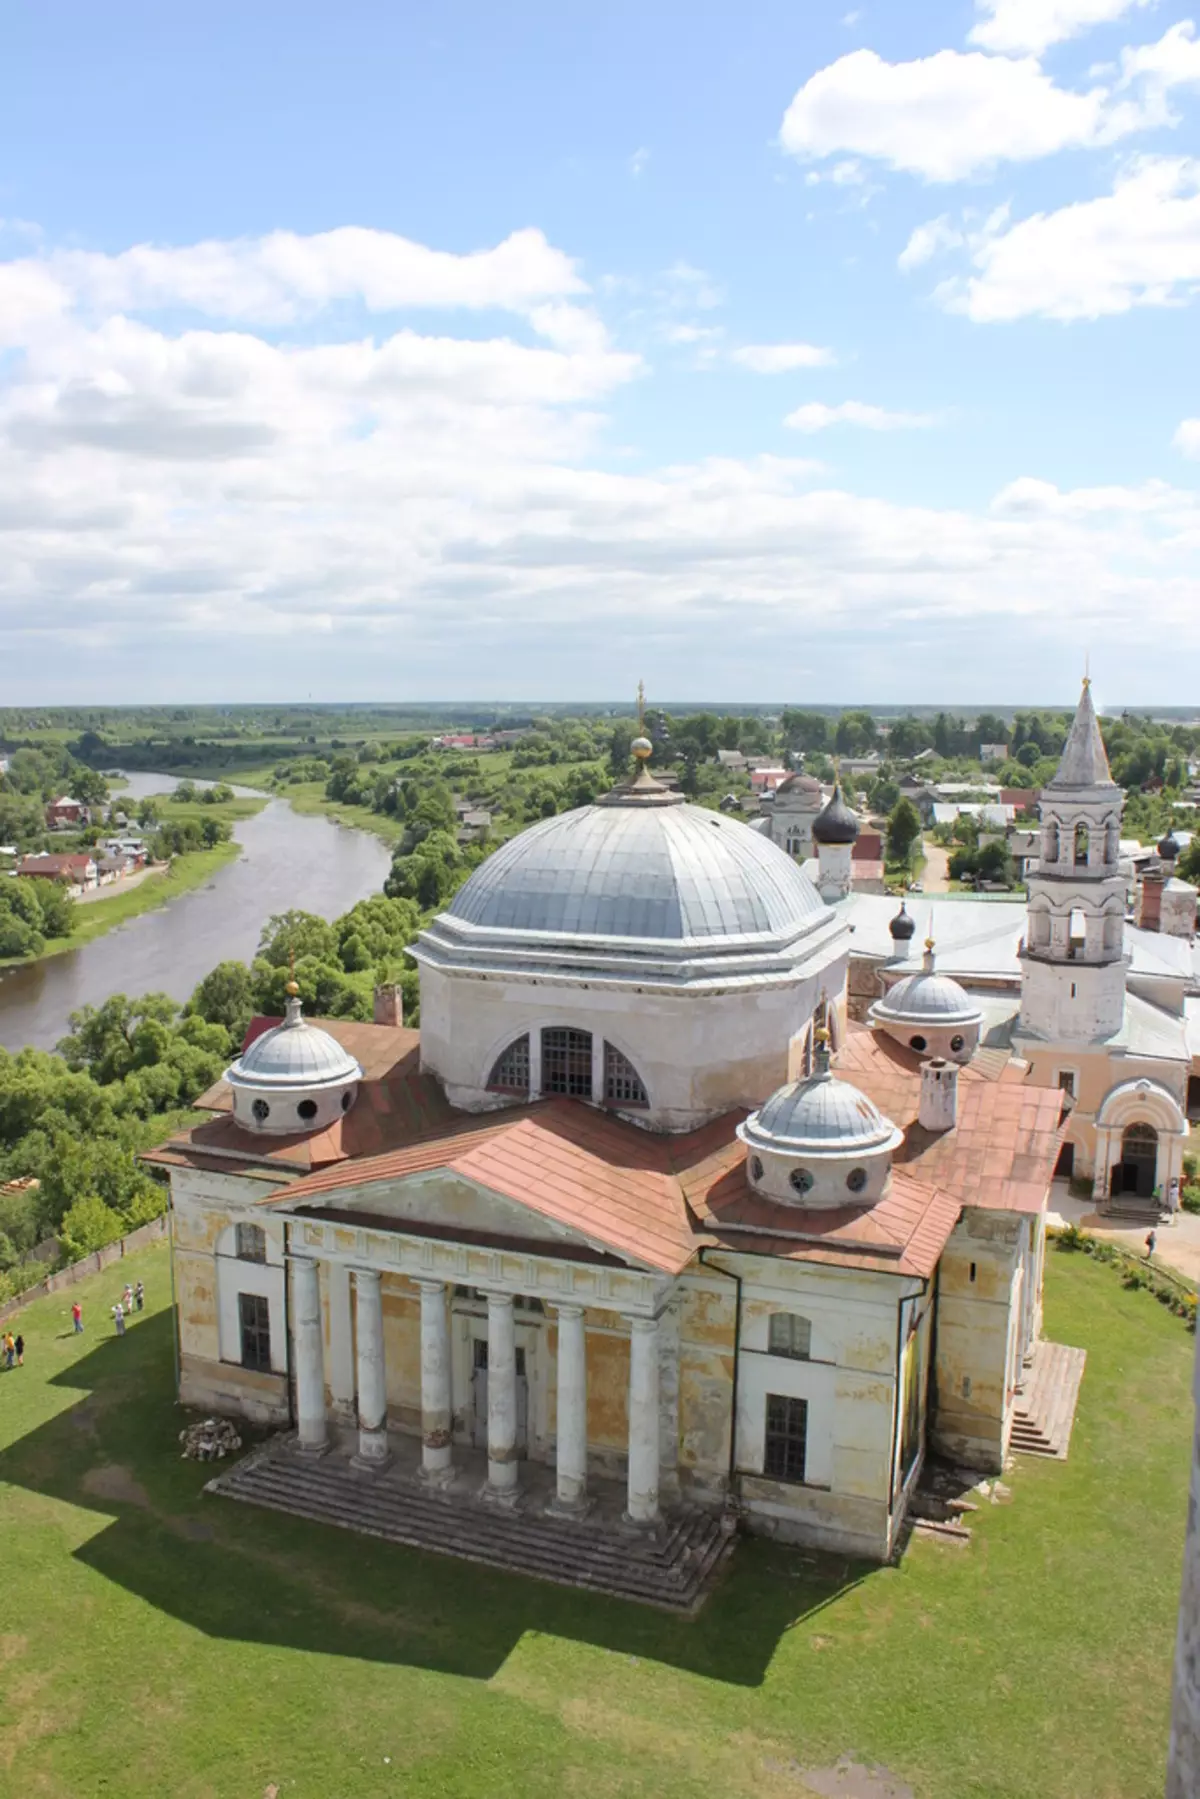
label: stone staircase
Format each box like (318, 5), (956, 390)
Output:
(208, 1443), (734, 1613)
(1010, 1339), (1087, 1460)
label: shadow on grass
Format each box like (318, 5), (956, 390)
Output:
(0, 1307), (871, 1686)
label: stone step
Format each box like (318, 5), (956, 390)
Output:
(209, 1449), (733, 1612)
(1010, 1340), (1086, 1460)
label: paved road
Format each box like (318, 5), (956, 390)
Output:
(1048, 1180), (1200, 1287)
(75, 864), (166, 904)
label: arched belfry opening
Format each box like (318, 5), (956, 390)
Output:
(1112, 1122), (1158, 1201)
(1074, 822), (1089, 867)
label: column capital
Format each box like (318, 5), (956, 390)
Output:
(416, 1276), (447, 1297)
(628, 1313), (659, 1336)
(486, 1289), (515, 1312)
(555, 1301), (584, 1321)
(353, 1266), (382, 1290)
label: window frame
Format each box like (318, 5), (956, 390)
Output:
(238, 1291), (272, 1372)
(541, 1026), (593, 1099)
(235, 1222), (267, 1264)
(487, 1033), (531, 1095)
(763, 1393), (809, 1484)
(602, 1040), (648, 1108)
(767, 1312), (812, 1361)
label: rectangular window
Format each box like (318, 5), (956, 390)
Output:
(1057, 1071), (1076, 1103)
(768, 1313), (812, 1361)
(764, 1394), (808, 1483)
(235, 1222), (267, 1263)
(238, 1292), (271, 1372)
(541, 1027), (593, 1098)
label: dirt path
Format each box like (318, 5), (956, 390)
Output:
(75, 863), (167, 904)
(918, 840), (952, 894)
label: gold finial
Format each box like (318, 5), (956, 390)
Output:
(286, 946), (299, 998)
(1083, 651), (1091, 689)
(631, 679), (654, 765)
(636, 679), (646, 735)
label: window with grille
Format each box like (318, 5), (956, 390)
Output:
(235, 1223), (267, 1263)
(541, 1027), (592, 1097)
(764, 1394), (808, 1483)
(768, 1313), (812, 1360)
(603, 1041), (648, 1107)
(239, 1292), (271, 1372)
(488, 1034), (530, 1094)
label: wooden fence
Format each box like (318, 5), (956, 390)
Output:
(0, 1214), (169, 1324)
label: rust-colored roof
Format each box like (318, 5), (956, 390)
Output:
(835, 1025), (1064, 1214)
(193, 1018), (427, 1113)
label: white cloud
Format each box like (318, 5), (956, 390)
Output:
(937, 155), (1200, 320)
(898, 214), (967, 269)
(629, 146), (650, 178)
(779, 46), (1142, 182)
(969, 0), (1149, 57)
(1174, 418), (1200, 457)
(664, 323), (723, 345)
(784, 400), (937, 431)
(732, 342), (836, 371)
(2, 220), (1199, 698)
(1118, 19), (1200, 98)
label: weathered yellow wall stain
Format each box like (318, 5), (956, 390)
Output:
(585, 1329), (630, 1449)
(681, 1286), (736, 1349)
(679, 1348), (733, 1471)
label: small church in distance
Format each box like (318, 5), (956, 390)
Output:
(144, 682), (1191, 1605)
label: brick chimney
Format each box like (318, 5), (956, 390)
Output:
(373, 983), (404, 1027)
(1137, 870), (1164, 932)
(919, 1057), (958, 1133)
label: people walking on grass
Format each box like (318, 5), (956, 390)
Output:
(72, 1300), (83, 1333)
(123, 1283), (134, 1313)
(3, 1332), (14, 1369)
(14, 1334), (23, 1367)
(1145, 1229), (1157, 1260)
(112, 1303), (126, 1337)
(134, 1280), (144, 1313)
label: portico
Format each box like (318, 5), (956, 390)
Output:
(283, 1215), (666, 1526)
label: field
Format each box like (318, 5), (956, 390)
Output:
(0, 1244), (1191, 1799)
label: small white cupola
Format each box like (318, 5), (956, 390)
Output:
(738, 1030), (904, 1209)
(868, 934), (983, 1063)
(225, 982), (363, 1136)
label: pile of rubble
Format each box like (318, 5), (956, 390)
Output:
(179, 1417), (243, 1462)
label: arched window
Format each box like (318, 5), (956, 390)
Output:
(235, 1223), (266, 1263)
(1117, 1122), (1159, 1200)
(541, 1027), (592, 1097)
(1074, 822), (1089, 866)
(488, 1034), (530, 1094)
(603, 1042), (648, 1107)
(1044, 822), (1060, 864)
(768, 1313), (812, 1360)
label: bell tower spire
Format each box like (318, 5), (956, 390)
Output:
(1017, 677), (1127, 1043)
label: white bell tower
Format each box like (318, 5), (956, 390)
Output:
(1018, 679), (1127, 1042)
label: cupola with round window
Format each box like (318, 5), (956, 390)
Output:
(224, 985), (363, 1136)
(737, 1030), (904, 1210)
(868, 936), (983, 1064)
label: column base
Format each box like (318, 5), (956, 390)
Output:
(418, 1461), (456, 1489)
(480, 1479), (523, 1510)
(546, 1492), (592, 1522)
(620, 1508), (663, 1534)
(291, 1434), (330, 1458)
(350, 1444), (392, 1475)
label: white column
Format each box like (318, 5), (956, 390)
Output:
(418, 1278), (453, 1483)
(486, 1291), (519, 1499)
(353, 1269), (390, 1468)
(553, 1303), (588, 1512)
(292, 1256), (327, 1453)
(626, 1315), (661, 1525)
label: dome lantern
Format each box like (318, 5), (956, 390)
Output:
(868, 933), (983, 1063)
(225, 989), (362, 1136)
(738, 1041), (904, 1210)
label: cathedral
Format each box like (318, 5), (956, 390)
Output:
(146, 693), (1163, 1599)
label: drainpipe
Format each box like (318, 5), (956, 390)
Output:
(283, 1218), (296, 1432)
(889, 1276), (931, 1514)
(167, 1194), (181, 1403)
(698, 1248), (743, 1501)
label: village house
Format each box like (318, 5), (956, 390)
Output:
(16, 851), (97, 895)
(146, 732), (1075, 1604)
(44, 794), (90, 829)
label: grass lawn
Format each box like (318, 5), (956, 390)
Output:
(0, 1245), (1191, 1799)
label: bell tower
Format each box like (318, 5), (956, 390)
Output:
(1018, 679), (1127, 1042)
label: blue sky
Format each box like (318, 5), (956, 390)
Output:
(2, 0), (1199, 706)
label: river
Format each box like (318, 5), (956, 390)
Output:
(0, 773), (393, 1053)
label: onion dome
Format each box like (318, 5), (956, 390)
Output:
(225, 987), (362, 1136)
(1158, 829), (1180, 862)
(889, 901), (916, 944)
(811, 779), (859, 846)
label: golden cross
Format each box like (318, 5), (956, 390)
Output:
(636, 679), (645, 735)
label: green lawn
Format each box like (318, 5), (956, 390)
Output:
(0, 1245), (1191, 1798)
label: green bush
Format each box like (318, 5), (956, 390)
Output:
(1181, 1184), (1200, 1215)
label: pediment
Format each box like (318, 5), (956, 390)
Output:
(287, 1168), (650, 1269)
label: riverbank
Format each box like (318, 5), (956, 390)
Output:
(0, 839), (244, 970)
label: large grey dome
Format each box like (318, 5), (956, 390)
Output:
(447, 802), (826, 942)
(871, 969), (981, 1027)
(228, 999), (362, 1091)
(741, 1070), (902, 1157)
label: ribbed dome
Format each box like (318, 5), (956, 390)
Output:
(889, 902), (916, 942)
(228, 999), (362, 1091)
(872, 968), (981, 1027)
(446, 802), (826, 943)
(811, 781), (859, 846)
(741, 1068), (902, 1156)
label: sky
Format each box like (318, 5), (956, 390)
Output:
(2, 0), (1200, 708)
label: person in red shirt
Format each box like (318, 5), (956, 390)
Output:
(71, 1301), (83, 1334)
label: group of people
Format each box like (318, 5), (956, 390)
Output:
(2, 1331), (24, 1369)
(111, 1281), (145, 1336)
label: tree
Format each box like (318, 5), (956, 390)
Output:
(886, 798), (922, 866)
(886, 715), (933, 758)
(334, 895), (421, 968)
(257, 910), (338, 968)
(57, 993), (179, 1085)
(780, 710), (829, 754)
(187, 961), (256, 1040)
(59, 1194), (126, 1259)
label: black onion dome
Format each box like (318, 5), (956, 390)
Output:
(889, 901), (916, 942)
(1158, 830), (1180, 862)
(811, 780), (860, 846)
